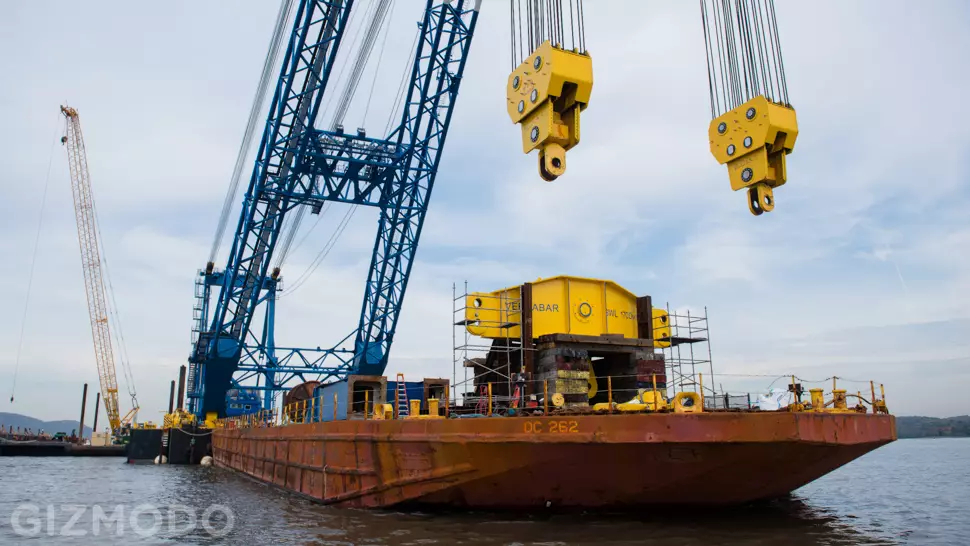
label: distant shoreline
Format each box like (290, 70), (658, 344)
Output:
(895, 415), (970, 439)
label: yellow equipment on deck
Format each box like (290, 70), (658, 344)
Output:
(466, 276), (635, 339)
(163, 409), (198, 429)
(465, 275), (672, 344)
(709, 95), (798, 215)
(507, 41), (592, 181)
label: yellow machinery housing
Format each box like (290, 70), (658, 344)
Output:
(507, 41), (593, 181)
(163, 409), (197, 429)
(709, 95), (798, 215)
(466, 275), (670, 343)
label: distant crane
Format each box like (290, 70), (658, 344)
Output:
(60, 105), (139, 434)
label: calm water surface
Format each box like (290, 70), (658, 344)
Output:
(0, 438), (966, 545)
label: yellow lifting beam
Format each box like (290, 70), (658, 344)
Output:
(507, 41), (593, 181)
(709, 95), (798, 215)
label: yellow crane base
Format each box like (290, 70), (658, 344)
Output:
(708, 95), (798, 215)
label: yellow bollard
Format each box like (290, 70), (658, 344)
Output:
(832, 389), (848, 410)
(809, 388), (824, 410)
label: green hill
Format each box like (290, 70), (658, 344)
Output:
(895, 415), (970, 438)
(0, 412), (93, 438)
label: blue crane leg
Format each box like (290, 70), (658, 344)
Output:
(353, 0), (480, 375)
(198, 0), (356, 417)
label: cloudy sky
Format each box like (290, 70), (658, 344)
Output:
(1, 1), (967, 424)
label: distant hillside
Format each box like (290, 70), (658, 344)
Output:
(0, 412), (93, 438)
(896, 415), (970, 438)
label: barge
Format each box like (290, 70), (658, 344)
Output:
(209, 276), (896, 508)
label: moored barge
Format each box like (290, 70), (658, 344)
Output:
(210, 276), (896, 508)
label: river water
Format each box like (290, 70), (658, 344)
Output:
(0, 438), (966, 545)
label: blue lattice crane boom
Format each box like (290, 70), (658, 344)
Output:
(191, 0), (481, 417)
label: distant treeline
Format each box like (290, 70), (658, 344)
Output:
(897, 415), (970, 438)
(0, 412), (92, 438)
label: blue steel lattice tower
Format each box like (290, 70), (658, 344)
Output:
(188, 0), (481, 417)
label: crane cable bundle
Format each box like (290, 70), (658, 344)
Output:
(507, 0), (592, 181)
(700, 0), (798, 216)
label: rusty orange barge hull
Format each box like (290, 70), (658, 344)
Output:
(213, 412), (895, 508)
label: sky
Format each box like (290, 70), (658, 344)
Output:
(0, 0), (967, 424)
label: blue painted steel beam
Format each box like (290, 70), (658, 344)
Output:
(199, 0), (356, 416)
(192, 0), (481, 417)
(353, 0), (480, 375)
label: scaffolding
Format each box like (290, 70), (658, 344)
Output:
(452, 282), (528, 412)
(660, 305), (717, 403)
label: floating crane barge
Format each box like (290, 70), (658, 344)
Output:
(185, 0), (894, 509)
(211, 277), (895, 508)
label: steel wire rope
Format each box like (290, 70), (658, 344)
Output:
(577, 0), (586, 53)
(565, 0), (571, 48)
(383, 27), (420, 137)
(91, 197), (138, 407)
(713, 0), (727, 110)
(700, 2), (717, 117)
(318, 0), (380, 124)
(275, 0), (395, 271)
(510, 0), (517, 68)
(361, 0), (397, 128)
(767, 0), (789, 103)
(750, 0), (772, 101)
(208, 0), (296, 266)
(280, 205), (358, 296)
(9, 115), (61, 404)
(274, 0), (376, 269)
(279, 0), (396, 291)
(286, 201), (331, 259)
(735, 0), (754, 100)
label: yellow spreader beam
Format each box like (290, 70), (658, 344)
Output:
(507, 41), (593, 181)
(709, 95), (798, 215)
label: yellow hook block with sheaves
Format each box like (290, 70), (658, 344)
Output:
(506, 41), (593, 181)
(709, 95), (798, 215)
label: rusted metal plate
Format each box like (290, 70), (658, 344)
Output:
(212, 412), (895, 509)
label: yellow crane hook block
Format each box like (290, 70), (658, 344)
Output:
(709, 95), (798, 215)
(507, 41), (592, 181)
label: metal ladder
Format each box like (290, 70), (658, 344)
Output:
(395, 373), (409, 418)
